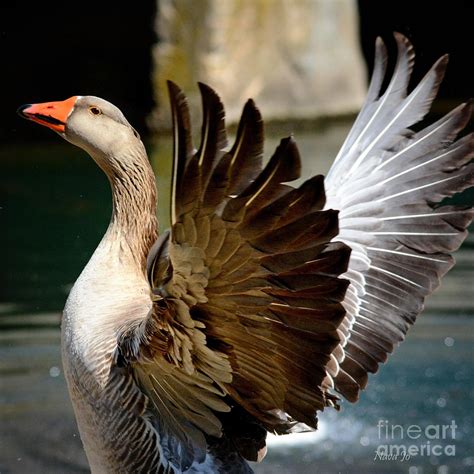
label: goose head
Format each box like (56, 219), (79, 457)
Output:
(18, 96), (143, 173)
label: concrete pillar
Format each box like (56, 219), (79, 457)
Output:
(151, 0), (366, 130)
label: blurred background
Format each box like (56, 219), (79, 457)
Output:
(1, 1), (473, 473)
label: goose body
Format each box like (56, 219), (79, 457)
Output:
(62, 234), (160, 472)
(19, 34), (473, 473)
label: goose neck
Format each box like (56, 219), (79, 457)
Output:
(98, 145), (159, 271)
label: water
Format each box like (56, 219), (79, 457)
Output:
(1, 124), (473, 473)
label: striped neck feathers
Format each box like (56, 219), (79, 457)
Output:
(93, 141), (159, 272)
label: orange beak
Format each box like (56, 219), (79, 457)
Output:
(17, 96), (78, 133)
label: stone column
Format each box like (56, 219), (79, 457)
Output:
(151, 0), (366, 130)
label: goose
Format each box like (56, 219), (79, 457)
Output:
(18, 33), (473, 473)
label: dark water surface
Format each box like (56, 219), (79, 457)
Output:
(1, 126), (473, 473)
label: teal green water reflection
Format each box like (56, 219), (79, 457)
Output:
(1, 125), (473, 473)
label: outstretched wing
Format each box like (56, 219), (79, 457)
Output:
(120, 82), (351, 469)
(117, 33), (473, 471)
(324, 33), (474, 402)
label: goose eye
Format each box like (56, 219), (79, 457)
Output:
(89, 106), (102, 116)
